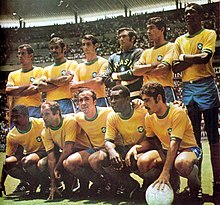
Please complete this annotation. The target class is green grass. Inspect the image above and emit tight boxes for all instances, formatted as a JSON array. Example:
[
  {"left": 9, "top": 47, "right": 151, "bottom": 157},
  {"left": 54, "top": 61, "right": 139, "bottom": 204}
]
[{"left": 0, "top": 139, "right": 218, "bottom": 205}]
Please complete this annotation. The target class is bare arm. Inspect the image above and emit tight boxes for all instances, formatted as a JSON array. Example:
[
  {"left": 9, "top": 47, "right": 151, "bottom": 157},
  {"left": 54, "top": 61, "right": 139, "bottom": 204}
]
[
  {"left": 6, "top": 85, "right": 39, "bottom": 96},
  {"left": 172, "top": 52, "right": 211, "bottom": 74},
  {"left": 54, "top": 142, "right": 75, "bottom": 174},
  {"left": 154, "top": 139, "right": 180, "bottom": 189},
  {"left": 132, "top": 62, "right": 159, "bottom": 76},
  {"left": 69, "top": 77, "right": 103, "bottom": 92}
]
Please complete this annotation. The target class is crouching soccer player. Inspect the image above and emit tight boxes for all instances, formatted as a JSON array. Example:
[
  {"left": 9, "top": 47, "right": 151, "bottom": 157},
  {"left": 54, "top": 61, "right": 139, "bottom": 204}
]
[{"left": 0, "top": 105, "right": 48, "bottom": 197}]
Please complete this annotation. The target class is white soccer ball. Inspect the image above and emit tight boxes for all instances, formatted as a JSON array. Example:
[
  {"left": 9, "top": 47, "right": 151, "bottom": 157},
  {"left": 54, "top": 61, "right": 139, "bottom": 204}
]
[{"left": 145, "top": 183, "right": 174, "bottom": 205}]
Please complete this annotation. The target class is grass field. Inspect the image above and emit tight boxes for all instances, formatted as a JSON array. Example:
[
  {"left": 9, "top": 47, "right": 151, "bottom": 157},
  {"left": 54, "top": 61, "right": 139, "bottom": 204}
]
[{"left": 0, "top": 139, "right": 219, "bottom": 205}]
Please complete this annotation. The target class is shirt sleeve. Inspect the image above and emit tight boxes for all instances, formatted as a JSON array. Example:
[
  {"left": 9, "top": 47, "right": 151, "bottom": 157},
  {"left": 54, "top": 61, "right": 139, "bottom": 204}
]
[{"left": 105, "top": 112, "right": 118, "bottom": 141}]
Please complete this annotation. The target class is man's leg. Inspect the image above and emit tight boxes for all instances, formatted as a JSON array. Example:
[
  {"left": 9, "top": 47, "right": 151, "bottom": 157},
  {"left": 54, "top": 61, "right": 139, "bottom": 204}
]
[{"left": 203, "top": 107, "right": 220, "bottom": 197}]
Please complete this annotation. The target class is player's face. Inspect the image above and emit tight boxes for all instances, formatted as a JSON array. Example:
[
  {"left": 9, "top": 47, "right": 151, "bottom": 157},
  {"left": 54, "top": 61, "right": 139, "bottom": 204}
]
[
  {"left": 82, "top": 39, "right": 96, "bottom": 55},
  {"left": 185, "top": 6, "right": 201, "bottom": 27},
  {"left": 17, "top": 48, "right": 32, "bottom": 67},
  {"left": 11, "top": 111, "right": 28, "bottom": 129},
  {"left": 41, "top": 105, "right": 59, "bottom": 127},
  {"left": 141, "top": 94, "right": 158, "bottom": 115},
  {"left": 110, "top": 90, "right": 128, "bottom": 113},
  {"left": 78, "top": 91, "right": 96, "bottom": 115},
  {"left": 146, "top": 24, "right": 163, "bottom": 42},
  {"left": 117, "top": 30, "right": 133, "bottom": 52},
  {"left": 49, "top": 43, "right": 65, "bottom": 60}
]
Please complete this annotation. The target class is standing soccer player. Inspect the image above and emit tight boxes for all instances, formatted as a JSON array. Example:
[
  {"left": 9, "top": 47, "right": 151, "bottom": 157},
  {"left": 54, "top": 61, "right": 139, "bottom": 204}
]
[
  {"left": 132, "top": 17, "right": 176, "bottom": 103},
  {"left": 172, "top": 3, "right": 220, "bottom": 197},
  {"left": 69, "top": 35, "right": 108, "bottom": 107},
  {"left": 38, "top": 37, "right": 78, "bottom": 114},
  {"left": 102, "top": 27, "right": 143, "bottom": 100}
]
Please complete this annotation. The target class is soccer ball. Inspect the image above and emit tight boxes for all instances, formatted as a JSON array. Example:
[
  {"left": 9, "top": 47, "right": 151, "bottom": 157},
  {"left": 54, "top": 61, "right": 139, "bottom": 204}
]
[{"left": 145, "top": 183, "right": 174, "bottom": 205}]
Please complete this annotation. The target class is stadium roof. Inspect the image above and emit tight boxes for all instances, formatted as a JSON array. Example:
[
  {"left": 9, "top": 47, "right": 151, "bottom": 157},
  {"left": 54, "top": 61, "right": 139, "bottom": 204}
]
[{"left": 0, "top": 0, "right": 218, "bottom": 27}]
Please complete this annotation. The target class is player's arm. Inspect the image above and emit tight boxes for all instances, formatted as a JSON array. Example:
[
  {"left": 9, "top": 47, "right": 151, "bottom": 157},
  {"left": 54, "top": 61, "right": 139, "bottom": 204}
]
[
  {"left": 54, "top": 141, "right": 75, "bottom": 177},
  {"left": 6, "top": 85, "right": 39, "bottom": 96},
  {"left": 105, "top": 139, "right": 123, "bottom": 169},
  {"left": 132, "top": 61, "right": 159, "bottom": 76},
  {"left": 47, "top": 149, "right": 62, "bottom": 200},
  {"left": 154, "top": 138, "right": 181, "bottom": 189},
  {"left": 69, "top": 77, "right": 103, "bottom": 92},
  {"left": 147, "top": 62, "right": 170, "bottom": 77},
  {"left": 102, "top": 57, "right": 118, "bottom": 88}
]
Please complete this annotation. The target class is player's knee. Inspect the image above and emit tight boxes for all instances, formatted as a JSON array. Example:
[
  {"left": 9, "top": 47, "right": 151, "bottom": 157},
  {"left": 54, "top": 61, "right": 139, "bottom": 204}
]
[{"left": 37, "top": 157, "right": 48, "bottom": 171}]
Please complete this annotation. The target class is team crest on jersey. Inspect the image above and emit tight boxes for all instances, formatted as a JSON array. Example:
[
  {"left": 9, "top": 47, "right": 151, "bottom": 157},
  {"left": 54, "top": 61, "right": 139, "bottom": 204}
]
[
  {"left": 92, "top": 72, "right": 97, "bottom": 78},
  {"left": 197, "top": 43, "right": 203, "bottom": 50},
  {"left": 167, "top": 128, "right": 172, "bottom": 135},
  {"left": 30, "top": 77, "right": 35, "bottom": 82},
  {"left": 36, "top": 136, "right": 42, "bottom": 142},
  {"left": 101, "top": 127, "right": 106, "bottom": 133},
  {"left": 157, "top": 55, "right": 163, "bottom": 61},
  {"left": 138, "top": 126, "right": 144, "bottom": 133},
  {"left": 61, "top": 70, "right": 67, "bottom": 75},
  {"left": 120, "top": 66, "right": 126, "bottom": 72}
]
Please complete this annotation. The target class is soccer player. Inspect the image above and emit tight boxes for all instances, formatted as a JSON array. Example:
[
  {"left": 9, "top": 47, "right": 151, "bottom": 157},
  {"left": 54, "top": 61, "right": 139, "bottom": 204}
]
[
  {"left": 69, "top": 35, "right": 108, "bottom": 107},
  {"left": 132, "top": 17, "right": 176, "bottom": 103},
  {"left": 102, "top": 27, "right": 143, "bottom": 100},
  {"left": 172, "top": 3, "right": 220, "bottom": 197},
  {"left": 63, "top": 88, "right": 112, "bottom": 197},
  {"left": 135, "top": 82, "right": 202, "bottom": 201},
  {"left": 40, "top": 101, "right": 78, "bottom": 200},
  {"left": 96, "top": 85, "right": 148, "bottom": 198},
  {"left": 6, "top": 44, "right": 43, "bottom": 119},
  {"left": 0, "top": 105, "right": 48, "bottom": 196},
  {"left": 38, "top": 37, "right": 78, "bottom": 114}
]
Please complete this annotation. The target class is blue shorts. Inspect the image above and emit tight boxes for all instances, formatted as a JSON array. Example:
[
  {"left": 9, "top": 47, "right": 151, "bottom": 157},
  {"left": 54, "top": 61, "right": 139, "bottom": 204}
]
[
  {"left": 96, "top": 97, "right": 109, "bottom": 107},
  {"left": 28, "top": 106, "right": 41, "bottom": 118},
  {"left": 56, "top": 98, "right": 76, "bottom": 114},
  {"left": 182, "top": 77, "right": 220, "bottom": 110},
  {"left": 185, "top": 146, "right": 203, "bottom": 160},
  {"left": 85, "top": 147, "right": 100, "bottom": 154},
  {"left": 164, "top": 86, "right": 176, "bottom": 103}
]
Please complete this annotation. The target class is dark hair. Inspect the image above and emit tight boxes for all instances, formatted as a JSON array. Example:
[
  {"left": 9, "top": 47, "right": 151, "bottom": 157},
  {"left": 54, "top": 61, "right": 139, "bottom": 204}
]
[
  {"left": 111, "top": 85, "right": 130, "bottom": 98},
  {"left": 18, "top": 44, "right": 34, "bottom": 55},
  {"left": 12, "top": 104, "right": 29, "bottom": 116},
  {"left": 49, "top": 37, "right": 66, "bottom": 49},
  {"left": 41, "top": 101, "right": 62, "bottom": 117},
  {"left": 117, "top": 27, "right": 138, "bottom": 44},
  {"left": 82, "top": 34, "right": 98, "bottom": 45},
  {"left": 185, "top": 3, "right": 204, "bottom": 15},
  {"left": 147, "top": 17, "right": 166, "bottom": 38},
  {"left": 140, "top": 82, "right": 166, "bottom": 103},
  {"left": 77, "top": 88, "right": 97, "bottom": 101}
]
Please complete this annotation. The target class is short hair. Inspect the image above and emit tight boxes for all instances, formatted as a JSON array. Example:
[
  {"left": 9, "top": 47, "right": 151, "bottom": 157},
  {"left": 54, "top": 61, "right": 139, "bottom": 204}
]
[
  {"left": 49, "top": 37, "right": 65, "bottom": 49},
  {"left": 12, "top": 104, "right": 29, "bottom": 116},
  {"left": 146, "top": 17, "right": 166, "bottom": 38},
  {"left": 117, "top": 27, "right": 138, "bottom": 44},
  {"left": 185, "top": 3, "right": 204, "bottom": 15},
  {"left": 76, "top": 88, "right": 97, "bottom": 101},
  {"left": 18, "top": 44, "right": 34, "bottom": 55},
  {"left": 82, "top": 34, "right": 98, "bottom": 45},
  {"left": 140, "top": 82, "right": 166, "bottom": 103},
  {"left": 111, "top": 85, "right": 130, "bottom": 98},
  {"left": 41, "top": 101, "right": 62, "bottom": 117}
]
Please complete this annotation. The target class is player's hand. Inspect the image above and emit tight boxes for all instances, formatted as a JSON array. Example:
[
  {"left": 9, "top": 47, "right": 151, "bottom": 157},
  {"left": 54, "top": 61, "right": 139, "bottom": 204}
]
[
  {"left": 108, "top": 149, "right": 124, "bottom": 170},
  {"left": 153, "top": 171, "right": 171, "bottom": 191},
  {"left": 0, "top": 182, "right": 6, "bottom": 197},
  {"left": 47, "top": 185, "right": 62, "bottom": 201},
  {"left": 125, "top": 145, "right": 141, "bottom": 167}
]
